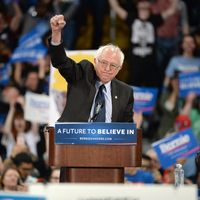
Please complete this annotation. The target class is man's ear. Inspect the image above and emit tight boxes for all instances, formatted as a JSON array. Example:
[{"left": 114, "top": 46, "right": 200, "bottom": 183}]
[{"left": 94, "top": 58, "right": 97, "bottom": 65}]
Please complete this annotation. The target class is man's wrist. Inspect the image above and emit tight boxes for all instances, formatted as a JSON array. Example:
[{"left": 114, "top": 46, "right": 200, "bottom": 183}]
[
  {"left": 51, "top": 40, "right": 61, "bottom": 46},
  {"left": 51, "top": 31, "right": 62, "bottom": 45}
]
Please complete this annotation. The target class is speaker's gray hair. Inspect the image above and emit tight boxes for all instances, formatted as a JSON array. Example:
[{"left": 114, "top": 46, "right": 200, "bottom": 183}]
[{"left": 95, "top": 43, "right": 124, "bottom": 67}]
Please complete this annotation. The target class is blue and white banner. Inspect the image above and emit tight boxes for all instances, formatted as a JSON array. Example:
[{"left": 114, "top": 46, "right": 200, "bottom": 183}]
[
  {"left": 55, "top": 122, "right": 137, "bottom": 145},
  {"left": 10, "top": 21, "right": 49, "bottom": 63},
  {"left": 152, "top": 128, "right": 200, "bottom": 169},
  {"left": 131, "top": 86, "right": 158, "bottom": 114},
  {"left": 179, "top": 72, "right": 200, "bottom": 97}
]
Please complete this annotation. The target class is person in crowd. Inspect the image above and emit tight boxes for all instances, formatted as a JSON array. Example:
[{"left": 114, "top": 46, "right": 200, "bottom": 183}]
[
  {"left": 195, "top": 152, "right": 200, "bottom": 195},
  {"left": 13, "top": 57, "right": 50, "bottom": 95},
  {"left": 151, "top": 0, "right": 189, "bottom": 84},
  {"left": 157, "top": 77, "right": 179, "bottom": 138},
  {"left": 12, "top": 0, "right": 52, "bottom": 92},
  {"left": 188, "top": 96, "right": 200, "bottom": 143},
  {"left": 147, "top": 148, "right": 193, "bottom": 185},
  {"left": 109, "top": 0, "right": 178, "bottom": 88},
  {"left": 49, "top": 167, "right": 60, "bottom": 183},
  {"left": 49, "top": 14, "right": 134, "bottom": 181},
  {"left": 0, "top": 1, "right": 22, "bottom": 50},
  {"left": 0, "top": 156, "right": 3, "bottom": 175},
  {"left": 124, "top": 154, "right": 155, "bottom": 184},
  {"left": 75, "top": 0, "right": 108, "bottom": 49},
  {"left": 164, "top": 34, "right": 200, "bottom": 88},
  {"left": 0, "top": 40, "right": 12, "bottom": 89},
  {"left": 146, "top": 148, "right": 163, "bottom": 183},
  {"left": 16, "top": 66, "right": 49, "bottom": 95},
  {"left": 3, "top": 142, "right": 29, "bottom": 170},
  {"left": 20, "top": 0, "right": 53, "bottom": 36},
  {"left": 0, "top": 166, "right": 28, "bottom": 192},
  {"left": 0, "top": 93, "right": 48, "bottom": 180},
  {"left": 158, "top": 92, "right": 198, "bottom": 184},
  {"left": 162, "top": 165, "right": 175, "bottom": 184},
  {"left": 0, "top": 84, "right": 21, "bottom": 141},
  {"left": 1, "top": 96, "right": 41, "bottom": 159},
  {"left": 157, "top": 34, "right": 200, "bottom": 138},
  {"left": 183, "top": 0, "right": 200, "bottom": 34},
  {"left": 177, "top": 92, "right": 200, "bottom": 143},
  {"left": 12, "top": 152, "right": 38, "bottom": 184},
  {"left": 162, "top": 162, "right": 193, "bottom": 185},
  {"left": 173, "top": 92, "right": 200, "bottom": 183},
  {"left": 53, "top": 0, "right": 80, "bottom": 50}
]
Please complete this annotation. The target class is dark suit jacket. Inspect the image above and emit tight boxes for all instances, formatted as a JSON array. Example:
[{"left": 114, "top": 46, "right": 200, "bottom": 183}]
[{"left": 49, "top": 42, "right": 134, "bottom": 122}]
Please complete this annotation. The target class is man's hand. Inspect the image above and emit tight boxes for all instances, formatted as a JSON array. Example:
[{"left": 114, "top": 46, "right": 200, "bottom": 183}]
[
  {"left": 50, "top": 15, "right": 66, "bottom": 44},
  {"left": 50, "top": 15, "right": 66, "bottom": 32}
]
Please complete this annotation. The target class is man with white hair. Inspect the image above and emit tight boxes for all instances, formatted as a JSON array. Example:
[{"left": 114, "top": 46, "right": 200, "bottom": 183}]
[
  {"left": 49, "top": 14, "right": 134, "bottom": 124},
  {"left": 49, "top": 15, "right": 134, "bottom": 182}
]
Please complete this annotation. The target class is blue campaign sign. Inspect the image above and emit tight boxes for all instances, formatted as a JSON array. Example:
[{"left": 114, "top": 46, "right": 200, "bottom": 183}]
[
  {"left": 131, "top": 86, "right": 158, "bottom": 114},
  {"left": 0, "top": 193, "right": 46, "bottom": 200},
  {"left": 10, "top": 21, "right": 49, "bottom": 63},
  {"left": 152, "top": 128, "right": 200, "bottom": 169},
  {"left": 179, "top": 72, "right": 200, "bottom": 97},
  {"left": 10, "top": 44, "right": 47, "bottom": 63},
  {"left": 55, "top": 122, "right": 137, "bottom": 145}
]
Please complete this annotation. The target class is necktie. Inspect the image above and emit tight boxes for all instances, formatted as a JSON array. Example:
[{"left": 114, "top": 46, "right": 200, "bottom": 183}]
[{"left": 92, "top": 84, "right": 106, "bottom": 122}]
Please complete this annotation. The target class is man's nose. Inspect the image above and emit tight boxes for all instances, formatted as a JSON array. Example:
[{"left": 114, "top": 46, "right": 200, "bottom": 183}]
[{"left": 105, "top": 63, "right": 111, "bottom": 71}]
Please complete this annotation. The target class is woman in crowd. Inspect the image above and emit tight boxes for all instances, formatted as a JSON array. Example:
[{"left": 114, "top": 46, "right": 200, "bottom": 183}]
[
  {"left": 0, "top": 166, "right": 27, "bottom": 191},
  {"left": 1, "top": 96, "right": 41, "bottom": 159}
]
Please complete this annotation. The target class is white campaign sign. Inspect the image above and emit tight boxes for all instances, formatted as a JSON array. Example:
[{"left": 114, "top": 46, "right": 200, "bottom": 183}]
[
  {"left": 29, "top": 184, "right": 198, "bottom": 200},
  {"left": 25, "top": 92, "right": 49, "bottom": 124}
]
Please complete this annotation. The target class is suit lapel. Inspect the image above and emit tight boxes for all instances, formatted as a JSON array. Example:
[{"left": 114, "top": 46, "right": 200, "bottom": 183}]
[{"left": 111, "top": 80, "right": 120, "bottom": 122}]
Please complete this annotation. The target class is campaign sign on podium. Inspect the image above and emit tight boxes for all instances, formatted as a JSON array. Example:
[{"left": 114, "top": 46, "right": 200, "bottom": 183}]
[{"left": 55, "top": 122, "right": 137, "bottom": 145}]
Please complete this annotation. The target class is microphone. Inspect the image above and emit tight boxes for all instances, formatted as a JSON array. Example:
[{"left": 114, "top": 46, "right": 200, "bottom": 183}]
[{"left": 90, "top": 102, "right": 103, "bottom": 122}]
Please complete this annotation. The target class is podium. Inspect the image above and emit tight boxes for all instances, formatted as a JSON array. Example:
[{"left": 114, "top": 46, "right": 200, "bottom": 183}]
[{"left": 46, "top": 126, "right": 142, "bottom": 183}]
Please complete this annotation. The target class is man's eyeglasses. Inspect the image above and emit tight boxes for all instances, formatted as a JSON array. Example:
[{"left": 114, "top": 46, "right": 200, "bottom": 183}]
[{"left": 97, "top": 59, "right": 120, "bottom": 70}]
